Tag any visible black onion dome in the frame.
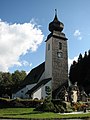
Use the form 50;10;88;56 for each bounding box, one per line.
49;9;64;32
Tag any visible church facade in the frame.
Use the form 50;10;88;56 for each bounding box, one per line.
12;11;68;99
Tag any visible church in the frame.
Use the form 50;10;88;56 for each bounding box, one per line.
12;10;68;99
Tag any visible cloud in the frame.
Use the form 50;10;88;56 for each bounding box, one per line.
0;19;44;72
74;30;81;36
21;60;32;67
73;29;82;40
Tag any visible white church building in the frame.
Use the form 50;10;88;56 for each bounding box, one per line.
12;10;68;100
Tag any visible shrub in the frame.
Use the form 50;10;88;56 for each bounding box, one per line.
64;102;73;112
10;99;25;108
34;96;55;112
43;99;55;112
0;98;43;108
54;104;61;113
0;98;11;108
52;100;73;113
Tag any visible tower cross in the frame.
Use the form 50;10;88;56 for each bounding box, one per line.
55;9;57;17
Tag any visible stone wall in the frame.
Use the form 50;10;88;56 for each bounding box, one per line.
52;31;68;92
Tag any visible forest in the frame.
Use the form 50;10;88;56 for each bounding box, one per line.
69;50;90;94
0;70;26;98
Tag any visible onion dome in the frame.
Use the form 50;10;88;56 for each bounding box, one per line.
49;9;64;32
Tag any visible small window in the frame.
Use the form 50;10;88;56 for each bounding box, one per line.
59;42;62;50
48;44;50;51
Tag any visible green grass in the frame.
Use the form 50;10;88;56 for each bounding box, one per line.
0;108;90;119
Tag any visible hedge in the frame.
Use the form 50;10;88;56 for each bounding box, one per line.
0;98;43;108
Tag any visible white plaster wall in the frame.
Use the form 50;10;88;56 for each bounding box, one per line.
12;84;36;99
45;37;52;79
33;88;41;99
32;80;51;100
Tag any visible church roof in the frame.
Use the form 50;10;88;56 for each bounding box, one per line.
13;62;45;93
49;9;64;32
26;78;52;95
45;32;68;42
46;9;67;42
22;62;45;85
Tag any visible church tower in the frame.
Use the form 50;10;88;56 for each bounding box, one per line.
45;10;68;98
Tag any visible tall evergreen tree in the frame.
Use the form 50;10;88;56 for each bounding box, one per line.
69;50;90;94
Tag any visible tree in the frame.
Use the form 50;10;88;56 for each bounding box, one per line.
0;72;4;97
88;50;90;56
12;70;26;86
69;50;90;94
0;72;3;85
0;70;26;97
78;53;82;62
84;51;88;58
45;86;51;98
42;86;55;112
0;72;12;97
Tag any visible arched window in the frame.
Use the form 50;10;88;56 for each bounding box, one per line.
59;42;62;50
48;43;50;51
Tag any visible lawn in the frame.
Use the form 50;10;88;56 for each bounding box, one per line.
0;108;90;119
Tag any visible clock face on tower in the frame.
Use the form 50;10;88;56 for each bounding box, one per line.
57;52;63;58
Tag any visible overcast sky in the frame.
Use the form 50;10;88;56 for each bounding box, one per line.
0;0;90;73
